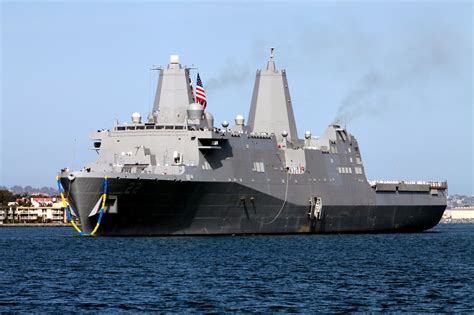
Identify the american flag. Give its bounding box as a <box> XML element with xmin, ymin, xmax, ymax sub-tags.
<box><xmin>195</xmin><ymin>72</ymin><xmax>207</xmax><ymax>109</ymax></box>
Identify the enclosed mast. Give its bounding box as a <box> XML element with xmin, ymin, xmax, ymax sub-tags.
<box><xmin>247</xmin><ymin>48</ymin><xmax>299</xmax><ymax>142</ymax></box>
<box><xmin>152</xmin><ymin>55</ymin><xmax>194</xmax><ymax>125</ymax></box>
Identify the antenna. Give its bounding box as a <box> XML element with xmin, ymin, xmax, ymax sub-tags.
<box><xmin>270</xmin><ymin>47</ymin><xmax>275</xmax><ymax>59</ymax></box>
<box><xmin>72</xmin><ymin>138</ymin><xmax>76</xmax><ymax>171</ymax></box>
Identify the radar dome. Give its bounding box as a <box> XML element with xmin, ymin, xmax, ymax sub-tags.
<box><xmin>222</xmin><ymin>120</ymin><xmax>229</xmax><ymax>128</ymax></box>
<box><xmin>131</xmin><ymin>112</ymin><xmax>141</xmax><ymax>124</ymax></box>
<box><xmin>170</xmin><ymin>55</ymin><xmax>180</xmax><ymax>64</ymax></box>
<box><xmin>187</xmin><ymin>103</ymin><xmax>203</xmax><ymax>120</ymax></box>
<box><xmin>282</xmin><ymin>130</ymin><xmax>288</xmax><ymax>138</ymax></box>
<box><xmin>305</xmin><ymin>131</ymin><xmax>312</xmax><ymax>139</ymax></box>
<box><xmin>235</xmin><ymin>115</ymin><xmax>245</xmax><ymax>126</ymax></box>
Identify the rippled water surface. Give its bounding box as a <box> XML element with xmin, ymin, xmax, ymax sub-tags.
<box><xmin>0</xmin><ymin>224</ymin><xmax>473</xmax><ymax>312</ymax></box>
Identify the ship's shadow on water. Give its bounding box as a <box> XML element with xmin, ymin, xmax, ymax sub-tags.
<box><xmin>0</xmin><ymin>224</ymin><xmax>472</xmax><ymax>313</ymax></box>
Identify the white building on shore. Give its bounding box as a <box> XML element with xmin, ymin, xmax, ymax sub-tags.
<box><xmin>0</xmin><ymin>197</ymin><xmax>66</xmax><ymax>224</ymax></box>
<box><xmin>442</xmin><ymin>207</ymin><xmax>474</xmax><ymax>223</ymax></box>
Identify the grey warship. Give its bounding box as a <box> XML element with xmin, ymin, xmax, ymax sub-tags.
<box><xmin>59</xmin><ymin>51</ymin><xmax>447</xmax><ymax>236</ymax></box>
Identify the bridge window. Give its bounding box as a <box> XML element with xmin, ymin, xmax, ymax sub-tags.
<box><xmin>252</xmin><ymin>162</ymin><xmax>265</xmax><ymax>173</ymax></box>
<box><xmin>338</xmin><ymin>166</ymin><xmax>353</xmax><ymax>174</ymax></box>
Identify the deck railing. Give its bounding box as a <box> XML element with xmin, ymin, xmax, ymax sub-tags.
<box><xmin>368</xmin><ymin>180</ymin><xmax>448</xmax><ymax>190</ymax></box>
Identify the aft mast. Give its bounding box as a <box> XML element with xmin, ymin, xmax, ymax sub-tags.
<box><xmin>247</xmin><ymin>48</ymin><xmax>299</xmax><ymax>142</ymax></box>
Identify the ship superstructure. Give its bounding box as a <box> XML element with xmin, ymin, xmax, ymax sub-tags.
<box><xmin>59</xmin><ymin>51</ymin><xmax>447</xmax><ymax>236</ymax></box>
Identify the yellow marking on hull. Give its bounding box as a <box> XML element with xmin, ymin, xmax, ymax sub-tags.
<box><xmin>71</xmin><ymin>220</ymin><xmax>82</xmax><ymax>234</ymax></box>
<box><xmin>91</xmin><ymin>223</ymin><xmax>100</xmax><ymax>235</ymax></box>
<box><xmin>56</xmin><ymin>175</ymin><xmax>108</xmax><ymax>236</ymax></box>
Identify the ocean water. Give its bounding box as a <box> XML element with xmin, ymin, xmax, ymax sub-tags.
<box><xmin>0</xmin><ymin>224</ymin><xmax>472</xmax><ymax>313</ymax></box>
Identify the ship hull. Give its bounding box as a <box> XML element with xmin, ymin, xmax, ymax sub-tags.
<box><xmin>61</xmin><ymin>176</ymin><xmax>445</xmax><ymax>236</ymax></box>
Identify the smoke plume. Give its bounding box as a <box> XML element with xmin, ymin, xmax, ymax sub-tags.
<box><xmin>199</xmin><ymin>15</ymin><xmax>468</xmax><ymax>126</ymax></box>
<box><xmin>334</xmin><ymin>71</ymin><xmax>387</xmax><ymax>125</ymax></box>
<box><xmin>206</xmin><ymin>63</ymin><xmax>251</xmax><ymax>91</ymax></box>
<box><xmin>332</xmin><ymin>25</ymin><xmax>466</xmax><ymax>125</ymax></box>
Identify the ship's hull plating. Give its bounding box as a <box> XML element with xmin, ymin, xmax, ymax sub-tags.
<box><xmin>61</xmin><ymin>176</ymin><xmax>445</xmax><ymax>236</ymax></box>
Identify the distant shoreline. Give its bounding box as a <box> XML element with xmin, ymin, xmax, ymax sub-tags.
<box><xmin>440</xmin><ymin>219</ymin><xmax>474</xmax><ymax>224</ymax></box>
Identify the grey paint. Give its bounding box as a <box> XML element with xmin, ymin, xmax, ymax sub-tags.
<box><xmin>247</xmin><ymin>56</ymin><xmax>299</xmax><ymax>142</ymax></box>
<box><xmin>152</xmin><ymin>61</ymin><xmax>192</xmax><ymax>125</ymax></box>
<box><xmin>60</xmin><ymin>51</ymin><xmax>447</xmax><ymax>236</ymax></box>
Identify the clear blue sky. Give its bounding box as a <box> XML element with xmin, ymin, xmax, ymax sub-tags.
<box><xmin>1</xmin><ymin>1</ymin><xmax>473</xmax><ymax>194</ymax></box>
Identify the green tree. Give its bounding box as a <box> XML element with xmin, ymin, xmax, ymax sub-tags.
<box><xmin>0</xmin><ymin>190</ymin><xmax>14</xmax><ymax>206</ymax></box>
